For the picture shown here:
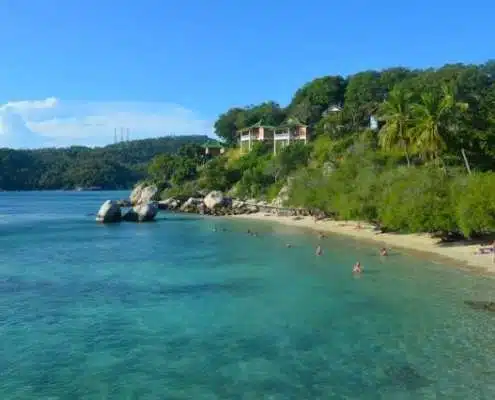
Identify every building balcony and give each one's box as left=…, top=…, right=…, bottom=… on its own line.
left=274, top=131, right=307, bottom=141
left=240, top=133, right=260, bottom=141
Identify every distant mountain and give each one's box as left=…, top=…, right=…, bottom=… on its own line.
left=0, top=135, right=209, bottom=190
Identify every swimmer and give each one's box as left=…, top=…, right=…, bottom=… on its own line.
left=380, top=247, right=388, bottom=256
left=353, top=262, right=362, bottom=274
left=286, top=244, right=292, bottom=248
left=316, top=245, right=322, bottom=256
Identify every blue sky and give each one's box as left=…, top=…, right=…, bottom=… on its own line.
left=0, top=0, right=493, bottom=148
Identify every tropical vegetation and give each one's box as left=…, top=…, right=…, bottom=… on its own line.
left=0, top=135, right=208, bottom=190
left=148, top=61, right=495, bottom=238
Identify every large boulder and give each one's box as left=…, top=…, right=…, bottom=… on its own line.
left=130, top=184, right=158, bottom=205
left=122, top=203, right=158, bottom=222
left=203, top=190, right=226, bottom=210
left=96, top=200, right=122, bottom=223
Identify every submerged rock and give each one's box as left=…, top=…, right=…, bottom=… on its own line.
left=122, top=203, right=158, bottom=222
left=465, top=300, right=495, bottom=313
left=96, top=200, right=122, bottom=223
left=384, top=363, right=431, bottom=391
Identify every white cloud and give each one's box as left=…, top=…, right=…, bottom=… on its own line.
left=0, top=98, right=214, bottom=149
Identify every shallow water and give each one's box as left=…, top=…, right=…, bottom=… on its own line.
left=0, top=191, right=494, bottom=399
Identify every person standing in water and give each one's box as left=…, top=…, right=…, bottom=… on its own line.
left=380, top=247, right=388, bottom=256
left=353, top=262, right=362, bottom=274
left=316, top=245, right=322, bottom=256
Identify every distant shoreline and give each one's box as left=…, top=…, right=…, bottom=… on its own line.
left=228, top=213, right=495, bottom=275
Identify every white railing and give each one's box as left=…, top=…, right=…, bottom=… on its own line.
left=274, top=133, right=290, bottom=140
left=240, top=133, right=260, bottom=141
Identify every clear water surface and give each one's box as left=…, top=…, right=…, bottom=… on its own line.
left=0, top=191, right=494, bottom=399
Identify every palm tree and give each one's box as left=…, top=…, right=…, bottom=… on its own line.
left=410, top=84, right=468, bottom=163
left=378, top=86, right=413, bottom=166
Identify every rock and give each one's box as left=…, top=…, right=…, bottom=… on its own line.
left=96, top=200, right=122, bottom=223
left=204, top=190, right=226, bottom=210
left=158, top=197, right=181, bottom=211
left=180, top=197, right=203, bottom=213
left=130, top=184, right=158, bottom=205
left=465, top=300, right=495, bottom=313
left=116, top=199, right=132, bottom=207
left=232, top=199, right=246, bottom=209
left=270, top=185, right=289, bottom=208
left=122, top=203, right=158, bottom=222
left=247, top=205, right=259, bottom=213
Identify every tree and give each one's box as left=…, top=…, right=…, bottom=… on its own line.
left=378, top=86, right=413, bottom=166
left=287, top=76, right=346, bottom=128
left=344, top=71, right=385, bottom=127
left=214, top=107, right=246, bottom=146
left=148, top=154, right=175, bottom=183
left=410, top=85, right=467, bottom=163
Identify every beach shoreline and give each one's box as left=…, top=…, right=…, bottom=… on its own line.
left=228, top=213, right=495, bottom=274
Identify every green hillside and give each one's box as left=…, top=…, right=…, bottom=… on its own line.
left=0, top=135, right=209, bottom=190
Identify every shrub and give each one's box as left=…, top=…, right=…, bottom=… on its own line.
left=378, top=167, right=457, bottom=233
left=454, top=172, right=495, bottom=237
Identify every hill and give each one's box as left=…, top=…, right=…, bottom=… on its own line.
left=145, top=61, right=495, bottom=238
left=0, top=135, right=209, bottom=190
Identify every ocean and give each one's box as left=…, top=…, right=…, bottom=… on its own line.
left=0, top=191, right=494, bottom=399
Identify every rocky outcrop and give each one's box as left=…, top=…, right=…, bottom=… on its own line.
left=96, top=200, right=122, bottom=223
left=116, top=199, right=132, bottom=207
left=158, top=197, right=181, bottom=210
left=130, top=184, right=158, bottom=206
left=180, top=197, right=203, bottom=213
left=204, top=190, right=228, bottom=210
left=149, top=189, right=315, bottom=218
left=122, top=203, right=158, bottom=222
left=270, top=185, right=289, bottom=208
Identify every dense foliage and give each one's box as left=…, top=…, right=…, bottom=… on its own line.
left=147, top=61, right=495, bottom=238
left=0, top=135, right=208, bottom=190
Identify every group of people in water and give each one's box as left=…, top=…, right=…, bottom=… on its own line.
left=214, top=225, right=391, bottom=274
left=315, top=235, right=389, bottom=275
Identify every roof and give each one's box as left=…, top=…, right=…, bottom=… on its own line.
left=278, top=117, right=307, bottom=128
left=202, top=140, right=225, bottom=148
left=237, top=119, right=277, bottom=133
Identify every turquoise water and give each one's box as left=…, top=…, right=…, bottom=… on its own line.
left=0, top=192, right=494, bottom=399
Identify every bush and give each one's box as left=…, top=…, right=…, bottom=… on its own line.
left=378, top=167, right=457, bottom=233
left=454, top=172, right=495, bottom=237
left=198, top=156, right=240, bottom=191
left=160, top=181, right=201, bottom=201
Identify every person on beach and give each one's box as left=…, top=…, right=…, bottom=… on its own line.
left=316, top=245, right=322, bottom=256
left=380, top=247, right=388, bottom=256
left=353, top=262, right=362, bottom=274
left=475, top=241, right=495, bottom=255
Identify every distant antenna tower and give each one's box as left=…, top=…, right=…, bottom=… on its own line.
left=114, top=128, right=117, bottom=144
left=120, top=127, right=124, bottom=142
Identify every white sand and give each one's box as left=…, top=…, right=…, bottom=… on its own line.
left=230, top=213, right=495, bottom=274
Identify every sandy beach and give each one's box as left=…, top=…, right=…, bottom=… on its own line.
left=231, top=213, right=495, bottom=274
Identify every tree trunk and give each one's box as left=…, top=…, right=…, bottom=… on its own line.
left=461, top=148, right=472, bottom=175
left=404, top=148, right=411, bottom=167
